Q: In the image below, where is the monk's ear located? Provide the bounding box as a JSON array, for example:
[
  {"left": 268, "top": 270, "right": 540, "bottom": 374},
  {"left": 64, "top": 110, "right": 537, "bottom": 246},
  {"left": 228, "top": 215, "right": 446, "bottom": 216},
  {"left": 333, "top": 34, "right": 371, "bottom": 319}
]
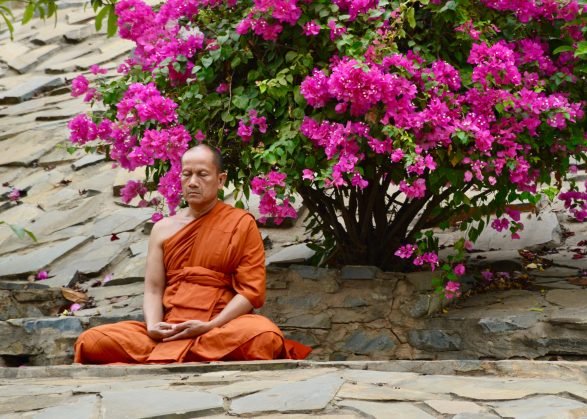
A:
[{"left": 217, "top": 171, "right": 227, "bottom": 188}]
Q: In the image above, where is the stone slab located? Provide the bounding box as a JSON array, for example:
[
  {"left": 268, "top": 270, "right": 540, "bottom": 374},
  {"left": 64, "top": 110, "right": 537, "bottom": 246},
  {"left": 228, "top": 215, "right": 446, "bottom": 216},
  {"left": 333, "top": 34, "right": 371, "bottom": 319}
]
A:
[
  {"left": 473, "top": 211, "right": 560, "bottom": 251},
  {"left": 21, "top": 195, "right": 103, "bottom": 237},
  {"left": 478, "top": 312, "right": 541, "bottom": 333},
  {"left": 342, "top": 330, "right": 396, "bottom": 355},
  {"left": 340, "top": 265, "right": 381, "bottom": 280},
  {"left": 90, "top": 207, "right": 152, "bottom": 238},
  {"left": 129, "top": 240, "right": 148, "bottom": 257},
  {"left": 341, "top": 370, "right": 419, "bottom": 385},
  {"left": 338, "top": 382, "right": 442, "bottom": 402},
  {"left": 71, "top": 154, "right": 106, "bottom": 171},
  {"left": 230, "top": 373, "right": 344, "bottom": 415},
  {"left": 108, "top": 256, "right": 146, "bottom": 285},
  {"left": 285, "top": 313, "right": 331, "bottom": 329},
  {"left": 0, "top": 236, "right": 88, "bottom": 278},
  {"left": 546, "top": 251, "right": 587, "bottom": 270},
  {"left": 8, "top": 44, "right": 60, "bottom": 74},
  {"left": 266, "top": 243, "right": 315, "bottom": 265},
  {"left": 100, "top": 388, "right": 224, "bottom": 419},
  {"left": 0, "top": 76, "right": 65, "bottom": 105},
  {"left": 489, "top": 395, "right": 586, "bottom": 419},
  {"left": 408, "top": 330, "right": 462, "bottom": 352},
  {"left": 44, "top": 233, "right": 131, "bottom": 287},
  {"left": 0, "top": 97, "right": 54, "bottom": 117},
  {"left": 545, "top": 289, "right": 587, "bottom": 308},
  {"left": 47, "top": 39, "right": 133, "bottom": 72},
  {"left": 38, "top": 143, "right": 85, "bottom": 166},
  {"left": 339, "top": 400, "right": 435, "bottom": 419},
  {"left": 0, "top": 128, "right": 64, "bottom": 166},
  {"left": 40, "top": 42, "right": 100, "bottom": 72},
  {"left": 425, "top": 399, "right": 486, "bottom": 415},
  {"left": 66, "top": 9, "right": 97, "bottom": 24},
  {"left": 87, "top": 281, "right": 144, "bottom": 302},
  {"left": 31, "top": 23, "right": 87, "bottom": 45},
  {"left": 209, "top": 379, "right": 283, "bottom": 398},
  {"left": 64, "top": 24, "right": 97, "bottom": 43}
]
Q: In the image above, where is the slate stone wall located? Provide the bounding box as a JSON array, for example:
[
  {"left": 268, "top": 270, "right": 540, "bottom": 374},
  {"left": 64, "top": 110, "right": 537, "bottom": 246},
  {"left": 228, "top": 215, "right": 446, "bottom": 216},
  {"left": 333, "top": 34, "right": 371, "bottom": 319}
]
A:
[{"left": 3, "top": 265, "right": 587, "bottom": 366}]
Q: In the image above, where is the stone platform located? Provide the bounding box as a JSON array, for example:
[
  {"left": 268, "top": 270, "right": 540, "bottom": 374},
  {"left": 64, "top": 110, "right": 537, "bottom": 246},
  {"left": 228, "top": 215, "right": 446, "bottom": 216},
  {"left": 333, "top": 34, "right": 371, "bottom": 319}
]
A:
[{"left": 2, "top": 360, "right": 587, "bottom": 418}]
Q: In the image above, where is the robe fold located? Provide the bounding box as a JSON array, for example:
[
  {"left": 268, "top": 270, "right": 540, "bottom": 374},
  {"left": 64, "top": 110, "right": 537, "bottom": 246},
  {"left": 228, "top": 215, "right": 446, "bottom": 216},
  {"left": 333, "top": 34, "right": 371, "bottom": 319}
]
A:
[{"left": 74, "top": 202, "right": 311, "bottom": 364}]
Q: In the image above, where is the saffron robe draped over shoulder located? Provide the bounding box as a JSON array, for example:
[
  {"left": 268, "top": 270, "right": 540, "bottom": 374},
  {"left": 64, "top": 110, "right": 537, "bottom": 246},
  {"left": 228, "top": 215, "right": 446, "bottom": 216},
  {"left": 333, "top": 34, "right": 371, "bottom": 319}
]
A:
[{"left": 74, "top": 202, "right": 311, "bottom": 364}]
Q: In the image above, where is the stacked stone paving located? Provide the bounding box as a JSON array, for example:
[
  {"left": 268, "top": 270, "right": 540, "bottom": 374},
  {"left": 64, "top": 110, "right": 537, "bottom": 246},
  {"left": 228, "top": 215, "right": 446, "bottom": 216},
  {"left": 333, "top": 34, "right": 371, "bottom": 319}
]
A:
[
  {"left": 2, "top": 360, "right": 587, "bottom": 417},
  {"left": 1, "top": 4, "right": 587, "bottom": 415}
]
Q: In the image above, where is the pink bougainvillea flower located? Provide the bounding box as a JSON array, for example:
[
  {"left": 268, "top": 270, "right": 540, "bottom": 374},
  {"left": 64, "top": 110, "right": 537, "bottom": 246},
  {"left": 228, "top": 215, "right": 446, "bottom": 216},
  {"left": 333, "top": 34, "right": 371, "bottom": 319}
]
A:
[
  {"left": 445, "top": 281, "right": 461, "bottom": 299},
  {"left": 151, "top": 212, "right": 164, "bottom": 222},
  {"left": 303, "top": 20, "right": 320, "bottom": 36},
  {"left": 302, "top": 169, "right": 315, "bottom": 181},
  {"left": 481, "top": 269, "right": 494, "bottom": 282},
  {"left": 120, "top": 180, "right": 148, "bottom": 204},
  {"left": 394, "top": 244, "right": 417, "bottom": 259},
  {"left": 453, "top": 263, "right": 466, "bottom": 276},
  {"left": 103, "top": 273, "right": 113, "bottom": 284},
  {"left": 35, "top": 270, "right": 49, "bottom": 280},
  {"left": 216, "top": 83, "right": 229, "bottom": 93},
  {"left": 89, "top": 64, "right": 108, "bottom": 75},
  {"left": 195, "top": 130, "right": 206, "bottom": 142},
  {"left": 70, "top": 303, "right": 82, "bottom": 312},
  {"left": 71, "top": 74, "right": 90, "bottom": 97},
  {"left": 8, "top": 188, "right": 21, "bottom": 201}
]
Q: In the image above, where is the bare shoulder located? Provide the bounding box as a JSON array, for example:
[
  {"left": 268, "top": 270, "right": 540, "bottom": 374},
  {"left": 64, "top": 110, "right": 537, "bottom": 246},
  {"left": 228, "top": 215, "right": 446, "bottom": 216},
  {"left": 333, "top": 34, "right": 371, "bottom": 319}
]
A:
[{"left": 149, "top": 212, "right": 192, "bottom": 246}]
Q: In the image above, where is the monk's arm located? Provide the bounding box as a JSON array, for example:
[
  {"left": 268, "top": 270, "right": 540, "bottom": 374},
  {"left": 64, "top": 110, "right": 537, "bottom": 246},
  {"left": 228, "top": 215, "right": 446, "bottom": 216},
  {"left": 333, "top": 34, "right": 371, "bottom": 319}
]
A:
[{"left": 143, "top": 222, "right": 176, "bottom": 340}]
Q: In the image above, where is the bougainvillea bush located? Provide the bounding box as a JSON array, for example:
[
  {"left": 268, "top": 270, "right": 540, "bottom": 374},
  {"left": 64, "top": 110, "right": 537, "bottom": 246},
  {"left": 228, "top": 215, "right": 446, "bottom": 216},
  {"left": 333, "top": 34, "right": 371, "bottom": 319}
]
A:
[{"left": 69, "top": 0, "right": 587, "bottom": 295}]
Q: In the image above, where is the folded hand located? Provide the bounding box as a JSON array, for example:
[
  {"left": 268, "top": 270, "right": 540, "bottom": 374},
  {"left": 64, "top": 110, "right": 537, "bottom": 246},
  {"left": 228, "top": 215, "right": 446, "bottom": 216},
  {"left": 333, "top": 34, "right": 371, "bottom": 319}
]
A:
[
  {"left": 147, "top": 322, "right": 177, "bottom": 341},
  {"left": 162, "top": 320, "right": 213, "bottom": 342}
]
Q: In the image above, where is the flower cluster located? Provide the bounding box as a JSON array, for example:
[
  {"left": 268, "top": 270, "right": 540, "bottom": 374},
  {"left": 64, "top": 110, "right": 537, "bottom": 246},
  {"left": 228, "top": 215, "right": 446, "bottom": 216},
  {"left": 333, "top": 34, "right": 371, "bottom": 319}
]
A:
[
  {"left": 332, "top": 0, "right": 378, "bottom": 21},
  {"left": 236, "top": 0, "right": 302, "bottom": 41},
  {"left": 120, "top": 180, "right": 148, "bottom": 204},
  {"left": 115, "top": 0, "right": 204, "bottom": 80},
  {"left": 237, "top": 110, "right": 268, "bottom": 142},
  {"left": 480, "top": 0, "right": 582, "bottom": 23},
  {"left": 394, "top": 244, "right": 439, "bottom": 271},
  {"left": 560, "top": 181, "right": 587, "bottom": 221},
  {"left": 251, "top": 171, "right": 297, "bottom": 224},
  {"left": 116, "top": 82, "right": 178, "bottom": 126}
]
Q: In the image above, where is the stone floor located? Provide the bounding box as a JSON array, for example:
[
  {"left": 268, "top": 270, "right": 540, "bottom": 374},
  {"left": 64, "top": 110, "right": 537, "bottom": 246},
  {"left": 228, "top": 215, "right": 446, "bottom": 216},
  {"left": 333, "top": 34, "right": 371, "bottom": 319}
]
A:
[{"left": 2, "top": 360, "right": 587, "bottom": 418}]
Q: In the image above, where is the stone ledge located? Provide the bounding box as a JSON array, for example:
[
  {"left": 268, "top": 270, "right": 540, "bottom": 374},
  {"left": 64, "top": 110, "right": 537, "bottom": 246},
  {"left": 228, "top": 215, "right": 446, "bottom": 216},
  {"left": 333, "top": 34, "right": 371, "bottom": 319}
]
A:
[{"left": 1, "top": 360, "right": 586, "bottom": 381}]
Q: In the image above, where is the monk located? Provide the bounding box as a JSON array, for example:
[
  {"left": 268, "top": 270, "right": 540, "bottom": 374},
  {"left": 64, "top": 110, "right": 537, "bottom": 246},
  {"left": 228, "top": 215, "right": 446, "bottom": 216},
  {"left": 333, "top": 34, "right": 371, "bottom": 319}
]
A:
[{"left": 74, "top": 145, "right": 311, "bottom": 363}]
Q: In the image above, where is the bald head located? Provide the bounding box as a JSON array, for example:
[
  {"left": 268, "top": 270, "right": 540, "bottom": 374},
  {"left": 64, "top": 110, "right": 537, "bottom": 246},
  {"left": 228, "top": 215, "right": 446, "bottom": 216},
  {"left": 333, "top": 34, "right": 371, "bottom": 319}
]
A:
[{"left": 182, "top": 144, "right": 224, "bottom": 173}]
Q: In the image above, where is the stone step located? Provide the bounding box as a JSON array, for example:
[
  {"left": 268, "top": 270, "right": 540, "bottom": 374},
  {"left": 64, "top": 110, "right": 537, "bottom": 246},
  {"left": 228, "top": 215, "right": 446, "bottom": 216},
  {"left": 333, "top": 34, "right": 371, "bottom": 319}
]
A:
[{"left": 0, "top": 76, "right": 65, "bottom": 105}]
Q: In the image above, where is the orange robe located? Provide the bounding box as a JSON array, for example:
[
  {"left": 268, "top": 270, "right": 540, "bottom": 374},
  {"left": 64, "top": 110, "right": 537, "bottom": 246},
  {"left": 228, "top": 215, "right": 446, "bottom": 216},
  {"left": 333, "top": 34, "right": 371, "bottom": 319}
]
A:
[{"left": 74, "top": 202, "right": 311, "bottom": 364}]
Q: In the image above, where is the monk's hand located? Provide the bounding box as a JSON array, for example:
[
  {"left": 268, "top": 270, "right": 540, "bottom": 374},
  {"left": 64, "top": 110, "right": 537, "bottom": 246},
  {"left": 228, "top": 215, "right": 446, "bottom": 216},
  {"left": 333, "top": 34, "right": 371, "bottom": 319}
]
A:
[
  {"left": 162, "top": 320, "right": 213, "bottom": 342},
  {"left": 147, "top": 322, "right": 177, "bottom": 341}
]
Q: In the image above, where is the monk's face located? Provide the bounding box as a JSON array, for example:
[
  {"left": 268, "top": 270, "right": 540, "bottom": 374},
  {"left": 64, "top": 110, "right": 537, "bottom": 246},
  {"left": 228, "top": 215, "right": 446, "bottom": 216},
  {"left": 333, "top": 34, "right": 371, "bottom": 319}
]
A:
[{"left": 181, "top": 147, "right": 227, "bottom": 211}]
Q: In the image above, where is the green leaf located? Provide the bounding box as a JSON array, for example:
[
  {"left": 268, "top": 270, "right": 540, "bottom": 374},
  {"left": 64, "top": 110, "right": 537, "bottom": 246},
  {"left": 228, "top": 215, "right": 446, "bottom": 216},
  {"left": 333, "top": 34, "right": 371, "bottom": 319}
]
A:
[
  {"left": 552, "top": 45, "right": 574, "bottom": 55},
  {"left": 201, "top": 56, "right": 214, "bottom": 68},
  {"left": 439, "top": 0, "right": 456, "bottom": 12},
  {"left": 575, "top": 41, "right": 587, "bottom": 58},
  {"left": 232, "top": 95, "right": 249, "bottom": 110},
  {"left": 22, "top": 3, "right": 35, "bottom": 25},
  {"left": 285, "top": 51, "right": 297, "bottom": 63},
  {"left": 0, "top": 9, "right": 14, "bottom": 39},
  {"left": 265, "top": 152, "right": 277, "bottom": 165},
  {"left": 107, "top": 6, "right": 117, "bottom": 37},
  {"left": 406, "top": 7, "right": 416, "bottom": 29}
]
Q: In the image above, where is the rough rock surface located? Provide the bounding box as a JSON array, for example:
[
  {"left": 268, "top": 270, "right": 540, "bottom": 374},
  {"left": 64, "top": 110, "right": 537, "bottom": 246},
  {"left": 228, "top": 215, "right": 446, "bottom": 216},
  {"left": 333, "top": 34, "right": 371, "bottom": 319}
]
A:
[
  {"left": 1, "top": 360, "right": 587, "bottom": 418},
  {"left": 1, "top": 0, "right": 587, "bottom": 373}
]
